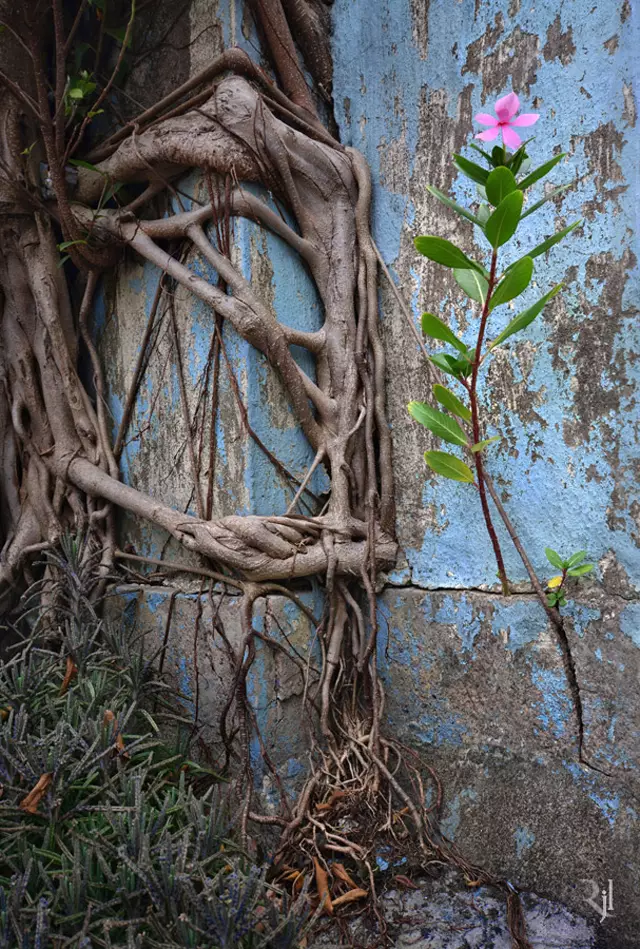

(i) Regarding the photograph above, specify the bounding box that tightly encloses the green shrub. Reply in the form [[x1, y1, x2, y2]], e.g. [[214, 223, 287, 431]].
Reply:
[[0, 538, 308, 948]]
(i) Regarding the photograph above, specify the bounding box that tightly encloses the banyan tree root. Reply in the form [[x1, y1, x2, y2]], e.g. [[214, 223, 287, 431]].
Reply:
[[0, 21, 533, 949]]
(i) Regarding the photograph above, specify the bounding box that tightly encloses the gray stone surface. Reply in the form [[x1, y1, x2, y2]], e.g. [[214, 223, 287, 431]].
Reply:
[[310, 871, 596, 948]]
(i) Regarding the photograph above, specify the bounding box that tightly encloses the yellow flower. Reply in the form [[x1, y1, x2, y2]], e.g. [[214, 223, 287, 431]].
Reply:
[[547, 575, 563, 589]]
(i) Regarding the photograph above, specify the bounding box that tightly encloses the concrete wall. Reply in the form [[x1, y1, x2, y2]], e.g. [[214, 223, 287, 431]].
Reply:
[[99, 1, 638, 945]]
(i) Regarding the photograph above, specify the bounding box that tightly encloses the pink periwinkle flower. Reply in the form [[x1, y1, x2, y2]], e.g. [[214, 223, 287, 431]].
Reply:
[[474, 92, 539, 150]]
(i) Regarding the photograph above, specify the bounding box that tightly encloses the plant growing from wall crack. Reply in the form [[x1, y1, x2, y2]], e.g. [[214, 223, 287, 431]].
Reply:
[[409, 91, 600, 773]]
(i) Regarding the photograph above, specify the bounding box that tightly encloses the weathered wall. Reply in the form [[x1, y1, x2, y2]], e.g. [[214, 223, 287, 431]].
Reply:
[[99, 1, 638, 945]]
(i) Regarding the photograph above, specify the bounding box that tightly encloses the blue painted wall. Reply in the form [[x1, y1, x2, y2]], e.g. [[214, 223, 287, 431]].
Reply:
[[333, 0, 638, 591], [101, 2, 639, 939]]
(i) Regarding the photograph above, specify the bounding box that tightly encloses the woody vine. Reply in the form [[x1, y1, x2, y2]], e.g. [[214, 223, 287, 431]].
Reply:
[[0, 3, 594, 948]]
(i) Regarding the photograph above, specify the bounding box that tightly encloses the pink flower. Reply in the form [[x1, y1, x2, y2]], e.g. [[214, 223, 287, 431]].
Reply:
[[474, 92, 539, 150]]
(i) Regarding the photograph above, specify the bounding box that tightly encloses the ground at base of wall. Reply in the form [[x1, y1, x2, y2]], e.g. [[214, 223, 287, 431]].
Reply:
[[309, 870, 598, 949]]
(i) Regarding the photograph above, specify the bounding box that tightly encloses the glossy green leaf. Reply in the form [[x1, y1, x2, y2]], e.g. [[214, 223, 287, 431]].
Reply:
[[489, 256, 533, 311], [484, 190, 523, 248], [433, 383, 472, 421], [421, 313, 467, 353], [546, 593, 558, 607], [565, 550, 588, 568], [408, 402, 468, 446], [545, 547, 565, 570], [489, 284, 563, 350], [426, 185, 482, 226], [454, 268, 489, 304], [485, 167, 517, 207], [526, 220, 581, 260], [469, 143, 494, 164], [491, 145, 506, 166], [508, 145, 528, 176], [424, 451, 475, 483], [567, 563, 594, 577], [453, 154, 489, 186], [429, 353, 471, 378], [414, 236, 483, 272], [519, 152, 567, 190], [471, 435, 500, 452], [521, 184, 572, 220]]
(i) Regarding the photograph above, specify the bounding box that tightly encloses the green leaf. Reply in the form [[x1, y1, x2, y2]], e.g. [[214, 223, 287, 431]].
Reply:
[[489, 284, 563, 350], [415, 236, 483, 272], [489, 256, 533, 311], [492, 145, 506, 166], [565, 550, 588, 568], [508, 145, 528, 176], [521, 184, 572, 220], [421, 312, 468, 354], [469, 143, 494, 164], [546, 593, 558, 607], [424, 451, 475, 483], [545, 547, 565, 570], [484, 190, 523, 248], [477, 203, 492, 225], [558, 596, 567, 607], [454, 268, 489, 304], [426, 185, 483, 226], [429, 353, 471, 378], [68, 159, 101, 172], [526, 220, 581, 260], [471, 436, 500, 452], [432, 384, 472, 421], [567, 563, 594, 577], [408, 402, 468, 446], [57, 239, 88, 251], [519, 152, 567, 190], [485, 167, 517, 206], [453, 154, 489, 186]]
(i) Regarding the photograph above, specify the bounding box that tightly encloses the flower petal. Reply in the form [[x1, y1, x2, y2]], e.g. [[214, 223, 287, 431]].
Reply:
[[475, 127, 501, 142], [474, 112, 498, 126], [501, 125, 522, 149], [495, 92, 520, 121], [510, 113, 539, 127]]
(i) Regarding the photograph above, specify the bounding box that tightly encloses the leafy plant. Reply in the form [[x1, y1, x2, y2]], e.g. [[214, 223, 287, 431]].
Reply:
[[544, 549, 594, 608], [0, 538, 309, 948], [408, 91, 593, 610]]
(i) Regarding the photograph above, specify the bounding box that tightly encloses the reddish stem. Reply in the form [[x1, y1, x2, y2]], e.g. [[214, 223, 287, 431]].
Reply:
[[468, 249, 510, 594]]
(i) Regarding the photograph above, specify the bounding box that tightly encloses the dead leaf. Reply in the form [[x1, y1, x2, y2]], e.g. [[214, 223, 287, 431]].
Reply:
[[315, 789, 347, 812], [313, 857, 333, 915], [60, 656, 78, 695], [332, 862, 358, 890], [332, 887, 368, 907], [103, 709, 129, 758], [19, 773, 52, 814]]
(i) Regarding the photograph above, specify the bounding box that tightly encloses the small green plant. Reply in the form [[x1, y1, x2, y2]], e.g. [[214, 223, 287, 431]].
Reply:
[[408, 91, 592, 610], [544, 548, 594, 608]]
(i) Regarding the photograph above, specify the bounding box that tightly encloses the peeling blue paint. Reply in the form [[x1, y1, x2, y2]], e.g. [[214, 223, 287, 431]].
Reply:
[[333, 0, 639, 590], [620, 604, 640, 647], [492, 599, 545, 651], [529, 664, 572, 739], [514, 826, 536, 859], [442, 787, 478, 840]]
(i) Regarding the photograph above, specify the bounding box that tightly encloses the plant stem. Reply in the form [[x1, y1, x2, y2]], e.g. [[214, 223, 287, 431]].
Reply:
[[469, 248, 510, 594]]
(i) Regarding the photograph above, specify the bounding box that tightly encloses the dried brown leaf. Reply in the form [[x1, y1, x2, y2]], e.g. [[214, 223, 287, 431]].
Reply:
[[19, 773, 52, 814]]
